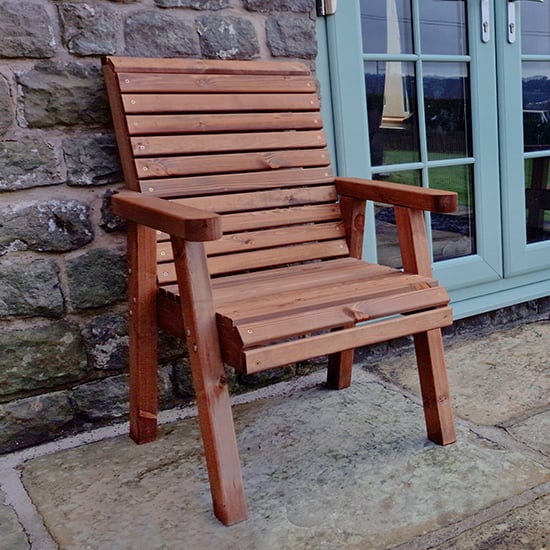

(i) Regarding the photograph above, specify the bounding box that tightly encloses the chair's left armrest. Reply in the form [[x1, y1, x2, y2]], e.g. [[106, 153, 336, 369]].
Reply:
[[112, 190, 222, 242], [335, 177, 458, 213]]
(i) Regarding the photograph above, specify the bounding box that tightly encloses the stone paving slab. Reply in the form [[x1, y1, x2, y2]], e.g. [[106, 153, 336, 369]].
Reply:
[[21, 376, 550, 550], [435, 493, 550, 550], [371, 322, 550, 426], [0, 487, 29, 550], [507, 410, 550, 456]]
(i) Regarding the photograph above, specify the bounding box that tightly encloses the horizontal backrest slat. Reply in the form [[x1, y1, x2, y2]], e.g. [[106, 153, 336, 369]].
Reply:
[[118, 73, 316, 93], [174, 185, 337, 213], [140, 167, 334, 198], [135, 149, 329, 179], [122, 93, 320, 114], [155, 204, 343, 240], [105, 56, 310, 75], [131, 130, 326, 157], [126, 112, 323, 136], [156, 222, 346, 260], [157, 239, 350, 283]]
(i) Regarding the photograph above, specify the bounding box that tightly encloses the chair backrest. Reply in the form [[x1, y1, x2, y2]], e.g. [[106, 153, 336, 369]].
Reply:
[[103, 56, 349, 288]]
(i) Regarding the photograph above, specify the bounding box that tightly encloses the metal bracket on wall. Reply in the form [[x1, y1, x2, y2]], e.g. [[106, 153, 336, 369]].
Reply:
[[316, 0, 337, 16]]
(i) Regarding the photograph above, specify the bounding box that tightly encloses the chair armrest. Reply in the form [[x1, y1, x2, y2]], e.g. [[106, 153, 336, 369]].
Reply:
[[335, 177, 458, 213], [111, 190, 222, 241]]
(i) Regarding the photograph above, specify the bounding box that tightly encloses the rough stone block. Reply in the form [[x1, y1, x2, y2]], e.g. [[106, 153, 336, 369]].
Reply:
[[244, 0, 315, 13], [0, 256, 64, 318], [0, 391, 75, 453], [0, 1, 56, 58], [197, 15, 260, 59], [0, 75, 14, 136], [70, 365, 176, 423], [124, 11, 200, 57], [70, 374, 129, 422], [266, 14, 318, 59], [0, 199, 93, 254], [66, 247, 127, 309], [17, 61, 109, 128], [82, 313, 128, 371], [0, 136, 63, 192], [59, 3, 120, 56], [63, 133, 122, 186], [100, 188, 127, 233], [0, 322, 87, 397]]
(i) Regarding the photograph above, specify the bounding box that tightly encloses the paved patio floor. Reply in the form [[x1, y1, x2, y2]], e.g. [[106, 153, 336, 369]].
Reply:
[[1, 321, 549, 549]]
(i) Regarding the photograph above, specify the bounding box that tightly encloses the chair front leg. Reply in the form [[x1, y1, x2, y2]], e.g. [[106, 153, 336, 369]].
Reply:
[[171, 236, 248, 525], [414, 329, 456, 446]]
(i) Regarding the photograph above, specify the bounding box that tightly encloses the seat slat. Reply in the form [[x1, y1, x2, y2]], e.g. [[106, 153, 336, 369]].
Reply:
[[140, 167, 334, 198], [216, 272, 435, 323], [211, 260, 402, 303], [122, 93, 320, 114], [131, 130, 326, 157], [135, 149, 330, 179], [118, 73, 316, 94], [126, 113, 324, 136], [241, 307, 453, 373], [225, 286, 451, 348], [156, 222, 345, 260]]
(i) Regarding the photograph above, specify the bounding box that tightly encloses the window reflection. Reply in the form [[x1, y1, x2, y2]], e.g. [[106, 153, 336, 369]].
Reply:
[[365, 61, 420, 167], [429, 165, 475, 260], [525, 158, 550, 242], [419, 0, 467, 56], [522, 62, 550, 151], [361, 0, 413, 55], [521, 2, 550, 55], [423, 62, 472, 160]]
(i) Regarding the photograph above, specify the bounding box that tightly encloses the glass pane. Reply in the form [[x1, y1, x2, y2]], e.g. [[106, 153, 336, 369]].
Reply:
[[360, 0, 413, 55], [429, 165, 475, 261], [374, 170, 421, 268], [522, 62, 550, 152], [419, 0, 468, 56], [365, 61, 420, 167], [521, 2, 550, 55], [424, 62, 473, 160], [525, 157, 550, 243]]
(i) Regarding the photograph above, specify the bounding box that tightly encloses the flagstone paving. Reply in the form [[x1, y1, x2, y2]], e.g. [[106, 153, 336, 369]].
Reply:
[[1, 321, 549, 549]]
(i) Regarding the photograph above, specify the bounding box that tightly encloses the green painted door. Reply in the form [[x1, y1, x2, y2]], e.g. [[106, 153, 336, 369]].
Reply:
[[321, 0, 550, 317]]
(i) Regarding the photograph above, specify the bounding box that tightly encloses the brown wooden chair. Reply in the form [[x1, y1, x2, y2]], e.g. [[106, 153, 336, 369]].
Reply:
[[102, 56, 457, 526]]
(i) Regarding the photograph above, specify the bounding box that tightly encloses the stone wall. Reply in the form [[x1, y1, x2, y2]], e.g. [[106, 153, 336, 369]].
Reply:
[[0, 0, 319, 453]]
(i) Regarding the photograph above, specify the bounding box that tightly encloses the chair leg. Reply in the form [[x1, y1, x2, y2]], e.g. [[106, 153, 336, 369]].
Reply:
[[128, 318, 158, 445], [413, 329, 456, 446], [127, 223, 159, 445], [171, 237, 247, 525], [190, 352, 248, 525], [326, 349, 354, 389]]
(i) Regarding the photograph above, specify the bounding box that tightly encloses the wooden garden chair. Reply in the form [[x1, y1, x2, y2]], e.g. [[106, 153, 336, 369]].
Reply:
[[102, 56, 457, 526]]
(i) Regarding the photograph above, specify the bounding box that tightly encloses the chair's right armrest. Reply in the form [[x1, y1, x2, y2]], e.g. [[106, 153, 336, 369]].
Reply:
[[112, 190, 222, 242]]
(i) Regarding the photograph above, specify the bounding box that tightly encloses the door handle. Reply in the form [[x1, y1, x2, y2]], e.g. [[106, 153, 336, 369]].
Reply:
[[481, 0, 490, 42]]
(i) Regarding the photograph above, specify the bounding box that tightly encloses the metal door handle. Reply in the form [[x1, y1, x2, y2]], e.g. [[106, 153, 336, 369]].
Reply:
[[481, 0, 490, 43]]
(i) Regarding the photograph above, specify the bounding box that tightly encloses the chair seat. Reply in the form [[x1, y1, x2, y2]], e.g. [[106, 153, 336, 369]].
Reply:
[[160, 257, 450, 372]]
